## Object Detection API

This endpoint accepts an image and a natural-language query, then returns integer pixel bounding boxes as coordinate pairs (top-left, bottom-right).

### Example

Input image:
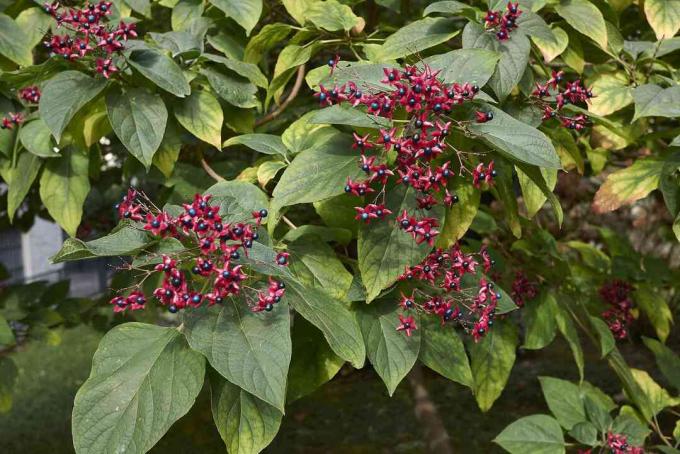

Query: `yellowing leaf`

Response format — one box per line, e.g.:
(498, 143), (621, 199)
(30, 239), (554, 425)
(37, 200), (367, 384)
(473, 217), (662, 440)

(588, 73), (633, 116)
(592, 159), (664, 213)
(644, 0), (680, 40)
(532, 26), (569, 62)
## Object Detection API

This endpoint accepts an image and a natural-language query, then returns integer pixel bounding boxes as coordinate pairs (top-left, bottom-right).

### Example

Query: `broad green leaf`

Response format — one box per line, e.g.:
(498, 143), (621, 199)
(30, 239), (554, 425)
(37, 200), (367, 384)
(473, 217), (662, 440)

(0, 14), (32, 66)
(223, 134), (288, 156)
(19, 118), (59, 158)
(584, 394), (613, 432)
(589, 316), (616, 358)
(39, 71), (107, 142)
(644, 0), (680, 40)
(269, 44), (319, 104)
(358, 302), (420, 395)
(539, 377), (586, 430)
(4, 152), (41, 222)
(15, 7), (53, 49)
(463, 22), (531, 101)
(305, 0), (360, 31)
(72, 323), (205, 454)
(531, 26), (569, 62)
(50, 223), (152, 263)
(207, 32), (244, 60)
(288, 238), (353, 300)
(306, 61), (391, 92)
(314, 195), (359, 234)
(436, 180), (480, 247)
(423, 48), (500, 87)
(588, 73), (633, 117)
(369, 17), (460, 60)
(125, 0), (151, 16)
(183, 300), (291, 411)
(568, 421), (598, 446)
(516, 166), (557, 219)
(470, 106), (561, 169)
(282, 225), (352, 246)
(633, 84), (680, 120)
(358, 186), (432, 302)
(470, 321), (518, 412)
(0, 357), (17, 413)
(172, 0), (204, 31)
(271, 132), (363, 211)
(205, 180), (269, 224)
(642, 336), (680, 392)
(592, 158), (664, 213)
(562, 28), (585, 73)
(107, 88), (168, 169)
(629, 368), (680, 417)
(494, 158), (522, 238)
(284, 280), (365, 368)
(566, 241), (611, 272)
(39, 147), (90, 237)
(635, 284), (673, 343)
(419, 318), (473, 387)
(307, 105), (391, 129)
(204, 54), (268, 88)
(554, 0), (607, 47)
(244, 23), (293, 64)
(210, 372), (282, 454)
(423, 1), (476, 16)
(153, 119), (182, 177)
(523, 293), (557, 350)
(174, 90), (223, 149)
(287, 317), (344, 402)
(612, 414), (651, 447)
(126, 47), (191, 97)
(555, 304), (584, 380)
(257, 160), (286, 187)
(495, 414), (565, 454)
(202, 67), (259, 109)
(660, 151), (680, 216)
(149, 31), (202, 58)
(281, 111), (336, 154)
(209, 0), (262, 35)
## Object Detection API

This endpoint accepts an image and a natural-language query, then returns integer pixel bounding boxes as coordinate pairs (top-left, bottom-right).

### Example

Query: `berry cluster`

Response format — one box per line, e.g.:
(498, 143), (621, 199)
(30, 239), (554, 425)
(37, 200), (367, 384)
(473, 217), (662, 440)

(395, 244), (499, 341)
(484, 2), (523, 41)
(19, 86), (41, 104)
(599, 280), (634, 339)
(0, 112), (24, 130)
(606, 432), (643, 454)
(510, 270), (538, 307)
(109, 189), (289, 314)
(315, 64), (496, 236)
(532, 70), (593, 131)
(42, 1), (138, 78)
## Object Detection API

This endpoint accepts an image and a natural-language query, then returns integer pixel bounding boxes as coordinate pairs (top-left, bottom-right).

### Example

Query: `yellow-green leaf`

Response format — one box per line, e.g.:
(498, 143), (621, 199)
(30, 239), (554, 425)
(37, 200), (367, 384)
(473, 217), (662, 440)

(588, 73), (633, 116)
(644, 0), (680, 41)
(592, 159), (664, 213)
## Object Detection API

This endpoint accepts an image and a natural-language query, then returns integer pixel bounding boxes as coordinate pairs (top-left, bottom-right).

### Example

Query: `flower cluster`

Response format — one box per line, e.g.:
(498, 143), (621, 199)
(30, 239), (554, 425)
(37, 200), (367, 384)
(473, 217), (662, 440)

(42, 1), (138, 78)
(532, 70), (593, 131)
(484, 2), (523, 41)
(0, 112), (24, 130)
(316, 64), (496, 238)
(19, 86), (41, 104)
(599, 280), (634, 339)
(606, 432), (643, 454)
(395, 244), (499, 341)
(510, 270), (538, 307)
(109, 189), (288, 314)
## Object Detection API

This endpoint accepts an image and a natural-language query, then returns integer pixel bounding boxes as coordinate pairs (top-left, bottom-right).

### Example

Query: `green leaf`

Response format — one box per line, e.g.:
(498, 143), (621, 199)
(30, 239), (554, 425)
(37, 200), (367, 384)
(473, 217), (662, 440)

(0, 314), (15, 346)
(538, 377), (586, 430)
(126, 47), (191, 97)
(202, 67), (259, 109)
(15, 7), (53, 49)
(470, 321), (518, 412)
(304, 0), (360, 31)
(633, 84), (680, 120)
(150, 31), (202, 58)
(284, 280), (365, 368)
(183, 300), (291, 411)
(642, 336), (680, 392)
(125, 0), (151, 16)
(358, 302), (420, 396)
(282, 225), (352, 246)
(584, 394), (613, 432)
(516, 166), (557, 219)
(592, 158), (664, 213)
(523, 293), (558, 350)
(470, 106), (561, 169)
(369, 17), (460, 60)
(204, 54), (268, 88)
(419, 317), (473, 387)
(271, 132), (363, 211)
(423, 1), (477, 16)
(629, 368), (679, 417)
(19, 118), (59, 158)
(566, 241), (611, 272)
(555, 304), (584, 380)
(493, 158), (522, 238)
(107, 88), (168, 169)
(423, 48), (500, 87)
(72, 323), (205, 454)
(568, 421), (598, 446)
(223, 134), (288, 156)
(153, 119), (182, 177)
(358, 186), (432, 302)
(462, 22), (531, 100)
(588, 73), (633, 117)
(554, 0), (607, 47)
(495, 414), (565, 454)
(589, 315), (616, 358)
(50, 223), (152, 263)
(612, 414), (651, 447)
(515, 162), (564, 226)
(174, 90), (223, 149)
(281, 111), (336, 155)
(288, 238), (353, 300)
(531, 26), (569, 62)
(257, 160), (286, 187)
(436, 180), (480, 247)
(287, 317), (344, 402)
(205, 179), (269, 224)
(172, 0), (204, 31)
(210, 372), (282, 454)
(307, 105), (391, 129)
(0, 357), (18, 413)
(644, 0), (680, 40)
(209, 0), (262, 35)
(4, 152), (41, 222)
(635, 285), (673, 343)
(269, 44), (319, 104)
(39, 71), (107, 142)
(39, 147), (90, 237)
(244, 23), (293, 64)
(0, 14), (32, 66)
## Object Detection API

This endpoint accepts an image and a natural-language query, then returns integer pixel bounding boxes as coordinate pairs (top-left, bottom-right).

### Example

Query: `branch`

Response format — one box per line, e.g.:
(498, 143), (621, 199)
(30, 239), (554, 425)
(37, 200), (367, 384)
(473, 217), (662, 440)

(200, 155), (225, 182)
(256, 64), (306, 127)
(408, 364), (454, 454)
